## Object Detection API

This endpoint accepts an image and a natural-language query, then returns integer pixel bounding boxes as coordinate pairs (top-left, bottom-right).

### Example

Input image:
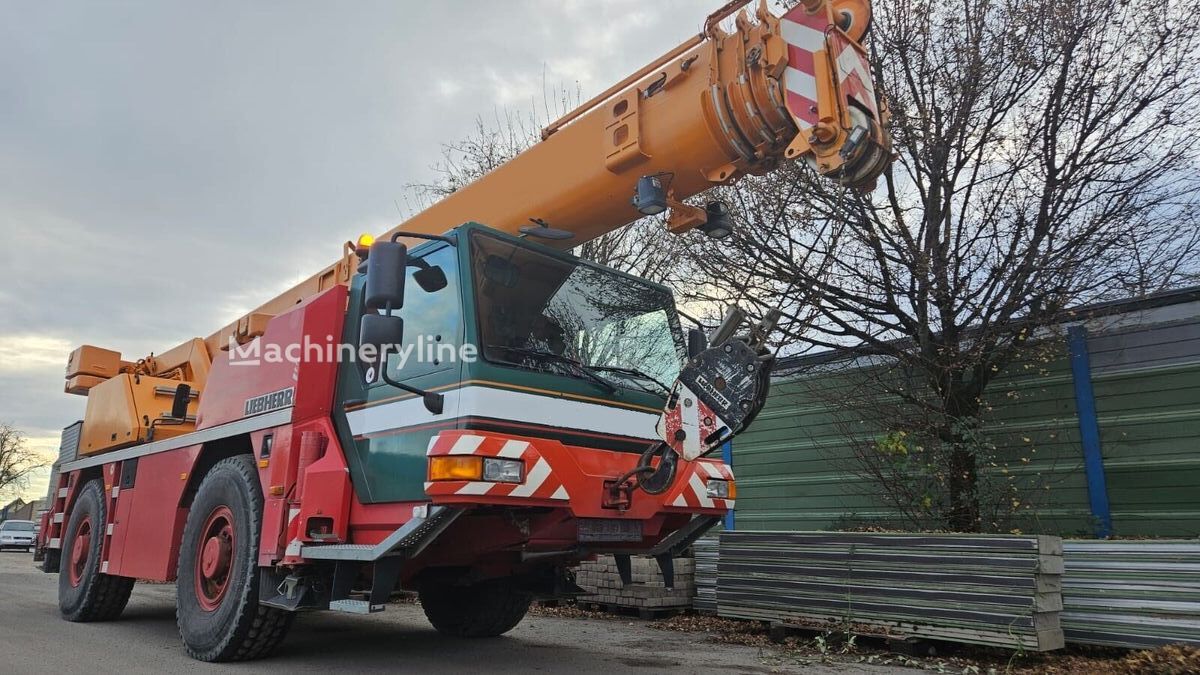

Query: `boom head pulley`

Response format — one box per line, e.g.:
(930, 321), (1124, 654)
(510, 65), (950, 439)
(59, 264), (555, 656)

(657, 306), (778, 461)
(620, 306), (778, 499)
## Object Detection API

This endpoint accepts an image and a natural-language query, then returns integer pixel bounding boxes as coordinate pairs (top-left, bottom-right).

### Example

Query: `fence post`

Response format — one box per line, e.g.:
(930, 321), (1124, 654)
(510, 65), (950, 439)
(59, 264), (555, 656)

(1067, 325), (1113, 538)
(722, 440), (735, 530)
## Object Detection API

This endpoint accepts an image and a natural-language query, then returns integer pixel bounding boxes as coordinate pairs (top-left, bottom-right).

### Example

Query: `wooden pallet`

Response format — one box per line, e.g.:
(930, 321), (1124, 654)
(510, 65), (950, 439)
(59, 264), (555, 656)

(768, 621), (944, 657)
(581, 601), (688, 620)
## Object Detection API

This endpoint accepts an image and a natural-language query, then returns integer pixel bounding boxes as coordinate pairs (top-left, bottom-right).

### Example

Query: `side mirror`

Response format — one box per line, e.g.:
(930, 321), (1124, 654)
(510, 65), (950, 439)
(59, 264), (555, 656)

(483, 254), (520, 288)
(411, 261), (448, 293)
(358, 313), (404, 384)
(422, 392), (444, 415)
(364, 241), (407, 311)
(171, 383), (192, 419)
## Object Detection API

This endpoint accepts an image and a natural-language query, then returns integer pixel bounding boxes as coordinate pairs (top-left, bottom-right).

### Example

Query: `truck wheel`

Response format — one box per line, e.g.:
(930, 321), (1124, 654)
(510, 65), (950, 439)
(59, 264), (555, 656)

(176, 455), (293, 662)
(59, 479), (135, 621)
(420, 579), (532, 637)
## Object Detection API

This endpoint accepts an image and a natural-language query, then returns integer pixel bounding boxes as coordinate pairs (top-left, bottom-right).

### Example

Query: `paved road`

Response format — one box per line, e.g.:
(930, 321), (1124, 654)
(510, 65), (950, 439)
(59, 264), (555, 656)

(0, 551), (904, 673)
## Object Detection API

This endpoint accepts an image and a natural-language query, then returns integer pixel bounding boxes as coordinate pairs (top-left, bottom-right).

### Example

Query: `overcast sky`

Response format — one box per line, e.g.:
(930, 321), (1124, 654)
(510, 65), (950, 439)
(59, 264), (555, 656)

(0, 0), (713, 500)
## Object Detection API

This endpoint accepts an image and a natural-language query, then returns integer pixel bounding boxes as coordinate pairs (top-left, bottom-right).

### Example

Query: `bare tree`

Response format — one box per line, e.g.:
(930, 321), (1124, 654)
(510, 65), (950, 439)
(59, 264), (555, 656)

(680, 0), (1200, 531)
(573, 218), (686, 286)
(0, 423), (46, 500)
(403, 110), (537, 208)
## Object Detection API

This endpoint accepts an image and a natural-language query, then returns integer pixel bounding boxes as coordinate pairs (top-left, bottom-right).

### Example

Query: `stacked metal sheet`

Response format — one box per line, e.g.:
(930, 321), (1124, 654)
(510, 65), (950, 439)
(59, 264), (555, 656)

(692, 537), (719, 613)
(717, 531), (1065, 651)
(1060, 540), (1200, 649)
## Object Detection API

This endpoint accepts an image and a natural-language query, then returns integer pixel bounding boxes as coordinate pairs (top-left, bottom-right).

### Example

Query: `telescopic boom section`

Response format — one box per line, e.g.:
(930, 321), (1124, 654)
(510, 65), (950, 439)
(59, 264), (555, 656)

(64, 0), (890, 416)
(198, 0), (890, 352)
(396, 0), (892, 234)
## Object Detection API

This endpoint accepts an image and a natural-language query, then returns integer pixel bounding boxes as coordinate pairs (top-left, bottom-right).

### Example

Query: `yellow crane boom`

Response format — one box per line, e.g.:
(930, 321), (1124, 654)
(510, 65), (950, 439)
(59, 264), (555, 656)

(195, 0), (890, 354)
(64, 0), (890, 452)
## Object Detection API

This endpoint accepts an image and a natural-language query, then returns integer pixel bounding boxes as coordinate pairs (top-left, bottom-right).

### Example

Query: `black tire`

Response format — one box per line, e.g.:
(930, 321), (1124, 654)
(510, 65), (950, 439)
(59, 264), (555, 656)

(59, 479), (135, 621)
(420, 579), (532, 637)
(175, 455), (293, 662)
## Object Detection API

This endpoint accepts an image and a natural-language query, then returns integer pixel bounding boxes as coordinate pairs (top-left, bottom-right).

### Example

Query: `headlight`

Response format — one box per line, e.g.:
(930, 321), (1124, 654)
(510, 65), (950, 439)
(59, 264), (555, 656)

(705, 479), (735, 499)
(483, 458), (524, 483)
(428, 456), (524, 484)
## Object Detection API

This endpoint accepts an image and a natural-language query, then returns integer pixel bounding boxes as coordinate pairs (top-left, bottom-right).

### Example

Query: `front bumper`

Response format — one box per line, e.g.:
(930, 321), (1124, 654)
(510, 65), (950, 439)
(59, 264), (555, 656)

(422, 430), (735, 519)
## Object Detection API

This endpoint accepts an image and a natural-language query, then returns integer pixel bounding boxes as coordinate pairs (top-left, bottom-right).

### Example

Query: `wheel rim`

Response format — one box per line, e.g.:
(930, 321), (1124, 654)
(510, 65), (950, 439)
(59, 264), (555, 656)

(68, 516), (92, 587)
(194, 506), (236, 611)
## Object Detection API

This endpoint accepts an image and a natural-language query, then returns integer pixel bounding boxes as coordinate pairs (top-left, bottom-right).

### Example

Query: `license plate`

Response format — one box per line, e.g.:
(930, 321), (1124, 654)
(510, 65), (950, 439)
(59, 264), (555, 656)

(577, 518), (643, 542)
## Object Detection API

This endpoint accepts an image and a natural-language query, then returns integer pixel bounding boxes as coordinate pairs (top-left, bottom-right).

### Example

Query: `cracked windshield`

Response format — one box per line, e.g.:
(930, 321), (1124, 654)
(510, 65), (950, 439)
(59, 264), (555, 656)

(471, 231), (684, 394)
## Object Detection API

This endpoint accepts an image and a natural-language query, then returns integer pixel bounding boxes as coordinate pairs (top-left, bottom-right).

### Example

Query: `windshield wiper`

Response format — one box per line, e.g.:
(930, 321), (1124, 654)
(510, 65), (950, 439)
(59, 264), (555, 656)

(487, 345), (617, 394)
(588, 365), (672, 396)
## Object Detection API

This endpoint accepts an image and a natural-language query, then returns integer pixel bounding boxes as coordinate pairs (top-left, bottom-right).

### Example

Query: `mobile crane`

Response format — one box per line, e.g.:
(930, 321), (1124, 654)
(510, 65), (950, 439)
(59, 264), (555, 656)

(37, 0), (890, 662)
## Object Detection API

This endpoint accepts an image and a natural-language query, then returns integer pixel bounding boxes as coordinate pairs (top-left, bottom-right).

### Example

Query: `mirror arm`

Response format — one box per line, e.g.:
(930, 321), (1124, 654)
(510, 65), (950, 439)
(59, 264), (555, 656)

(390, 231), (456, 246)
(379, 367), (445, 415)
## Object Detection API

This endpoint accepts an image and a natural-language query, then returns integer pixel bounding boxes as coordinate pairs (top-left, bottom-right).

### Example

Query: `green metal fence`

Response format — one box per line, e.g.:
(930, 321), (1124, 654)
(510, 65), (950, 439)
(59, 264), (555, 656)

(732, 291), (1200, 538)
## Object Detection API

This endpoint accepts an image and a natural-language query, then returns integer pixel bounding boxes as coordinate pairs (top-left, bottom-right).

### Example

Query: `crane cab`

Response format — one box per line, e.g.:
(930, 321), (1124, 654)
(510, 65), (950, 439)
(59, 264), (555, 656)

(334, 222), (685, 505)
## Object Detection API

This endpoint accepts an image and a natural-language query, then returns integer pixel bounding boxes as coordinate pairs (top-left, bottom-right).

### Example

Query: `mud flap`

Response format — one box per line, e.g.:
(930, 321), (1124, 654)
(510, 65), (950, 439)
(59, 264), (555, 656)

(259, 568), (326, 611)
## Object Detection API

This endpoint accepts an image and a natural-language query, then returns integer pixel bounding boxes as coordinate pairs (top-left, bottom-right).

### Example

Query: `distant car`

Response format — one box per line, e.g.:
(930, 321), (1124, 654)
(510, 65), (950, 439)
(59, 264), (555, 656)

(0, 520), (36, 552)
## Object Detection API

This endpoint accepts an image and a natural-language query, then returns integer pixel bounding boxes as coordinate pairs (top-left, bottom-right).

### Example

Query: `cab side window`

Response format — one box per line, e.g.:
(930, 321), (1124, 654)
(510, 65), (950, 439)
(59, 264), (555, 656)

(384, 245), (460, 382)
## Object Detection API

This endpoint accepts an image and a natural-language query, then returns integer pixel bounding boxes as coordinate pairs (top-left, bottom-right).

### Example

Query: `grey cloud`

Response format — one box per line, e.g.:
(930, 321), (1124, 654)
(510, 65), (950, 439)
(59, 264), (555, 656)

(0, 0), (710, 458)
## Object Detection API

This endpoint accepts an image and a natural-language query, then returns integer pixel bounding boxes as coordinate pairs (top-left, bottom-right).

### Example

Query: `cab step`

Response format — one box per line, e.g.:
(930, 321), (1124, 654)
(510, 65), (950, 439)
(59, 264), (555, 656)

(329, 599), (385, 614)
(300, 505), (461, 562)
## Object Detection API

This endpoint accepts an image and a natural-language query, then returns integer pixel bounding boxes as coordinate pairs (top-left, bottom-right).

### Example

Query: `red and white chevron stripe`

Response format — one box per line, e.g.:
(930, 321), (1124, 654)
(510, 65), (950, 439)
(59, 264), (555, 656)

(666, 459), (735, 511)
(829, 31), (878, 118)
(424, 432), (571, 502)
(780, 4), (828, 128)
(781, 5), (879, 127)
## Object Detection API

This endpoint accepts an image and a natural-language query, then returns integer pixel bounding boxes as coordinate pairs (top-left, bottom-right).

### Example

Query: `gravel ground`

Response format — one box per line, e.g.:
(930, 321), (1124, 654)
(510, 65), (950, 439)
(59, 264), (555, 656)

(0, 551), (912, 674)
(8, 550), (1189, 673)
